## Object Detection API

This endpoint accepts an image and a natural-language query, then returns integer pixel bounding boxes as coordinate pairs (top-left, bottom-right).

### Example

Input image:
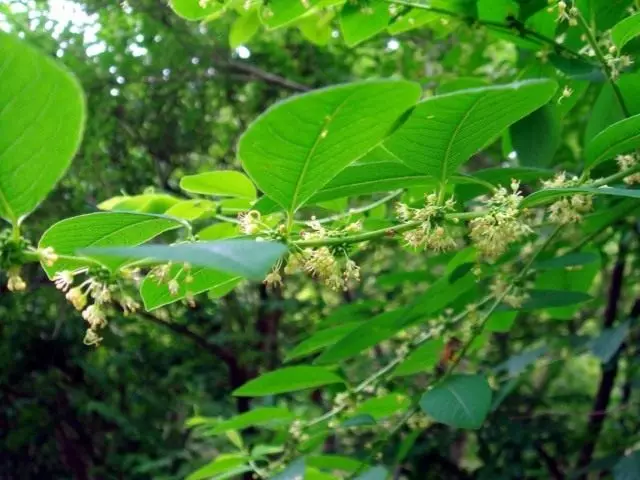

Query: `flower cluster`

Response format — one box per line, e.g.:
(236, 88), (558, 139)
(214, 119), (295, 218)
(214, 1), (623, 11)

(542, 172), (593, 224)
(547, 1), (579, 26)
(149, 261), (195, 304)
(617, 154), (640, 184)
(603, 45), (634, 80)
(469, 181), (532, 259)
(6, 266), (26, 292)
(396, 193), (457, 252)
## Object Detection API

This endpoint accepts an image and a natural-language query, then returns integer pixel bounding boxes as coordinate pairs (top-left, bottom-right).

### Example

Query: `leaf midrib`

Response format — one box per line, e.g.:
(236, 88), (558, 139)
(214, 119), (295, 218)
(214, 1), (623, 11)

(446, 383), (474, 424)
(288, 90), (358, 213)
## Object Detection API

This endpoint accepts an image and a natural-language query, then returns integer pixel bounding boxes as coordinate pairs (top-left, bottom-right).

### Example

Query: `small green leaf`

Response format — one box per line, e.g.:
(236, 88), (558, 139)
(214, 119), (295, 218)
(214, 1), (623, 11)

(534, 252), (599, 270)
(230, 10), (261, 48)
(239, 80), (421, 212)
(83, 240), (287, 280)
(315, 309), (408, 365)
(384, 79), (557, 181)
(185, 454), (249, 480)
(341, 414), (377, 428)
(339, 0), (390, 47)
(180, 171), (257, 199)
(98, 194), (182, 214)
(484, 311), (517, 333)
(260, 0), (320, 29)
(164, 199), (216, 221)
(420, 374), (492, 429)
(589, 320), (630, 364)
(611, 13), (640, 50)
(350, 394), (410, 420)
(38, 212), (183, 277)
(285, 322), (365, 362)
(521, 186), (640, 208)
(197, 222), (240, 240)
(613, 449), (640, 480)
(355, 466), (389, 480)
(272, 459), (305, 480)
(170, 0), (223, 20)
(585, 113), (640, 169)
(140, 264), (240, 310)
(307, 455), (368, 474)
(0, 32), (85, 225)
(297, 11), (334, 46)
(232, 366), (345, 396)
(393, 339), (445, 377)
(207, 407), (294, 435)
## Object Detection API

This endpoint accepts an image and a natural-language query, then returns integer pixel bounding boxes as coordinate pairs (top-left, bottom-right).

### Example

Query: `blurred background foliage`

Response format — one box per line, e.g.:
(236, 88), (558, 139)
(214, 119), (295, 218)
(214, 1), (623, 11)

(1, 0), (639, 479)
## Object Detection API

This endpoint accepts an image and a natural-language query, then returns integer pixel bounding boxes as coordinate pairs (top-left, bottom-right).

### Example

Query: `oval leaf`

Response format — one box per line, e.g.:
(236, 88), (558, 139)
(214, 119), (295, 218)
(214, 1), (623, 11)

(585, 113), (640, 169)
(339, 0), (390, 47)
(420, 374), (492, 429)
(232, 366), (344, 396)
(238, 80), (421, 212)
(285, 322), (365, 362)
(0, 32), (85, 225)
(83, 240), (287, 280)
(207, 407), (294, 435)
(180, 171), (257, 199)
(384, 79), (558, 181)
(38, 212), (183, 278)
(611, 12), (640, 50)
(520, 185), (640, 208)
(170, 0), (223, 20)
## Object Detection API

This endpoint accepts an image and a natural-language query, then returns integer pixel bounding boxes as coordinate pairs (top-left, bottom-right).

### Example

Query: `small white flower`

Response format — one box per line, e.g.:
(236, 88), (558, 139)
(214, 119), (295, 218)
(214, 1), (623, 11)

(66, 287), (87, 311)
(53, 271), (75, 291)
(38, 247), (59, 267)
(168, 279), (180, 296)
(82, 305), (107, 330)
(7, 267), (26, 292)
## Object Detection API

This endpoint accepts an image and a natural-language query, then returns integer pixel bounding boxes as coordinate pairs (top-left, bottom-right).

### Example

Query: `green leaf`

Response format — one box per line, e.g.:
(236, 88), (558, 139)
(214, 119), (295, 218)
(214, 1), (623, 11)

(0, 32), (85, 225)
(341, 414), (377, 428)
(494, 346), (548, 376)
(186, 454), (248, 480)
(484, 311), (517, 333)
(393, 339), (445, 377)
(170, 0), (223, 20)
(297, 11), (334, 46)
(585, 74), (640, 142)
(38, 212), (183, 278)
(350, 394), (410, 420)
(613, 449), (640, 480)
(307, 455), (368, 474)
(285, 322), (365, 362)
(506, 289), (592, 311)
(98, 194), (181, 214)
(355, 466), (389, 480)
(82, 240), (287, 280)
(384, 79), (557, 181)
(420, 374), (492, 429)
(232, 366), (345, 396)
(230, 10), (261, 48)
(164, 199), (216, 221)
(585, 113), (640, 169)
(315, 309), (408, 365)
(140, 264), (241, 310)
(260, 0), (319, 29)
(589, 320), (630, 364)
(180, 171), (257, 199)
(339, 0), (390, 47)
(520, 186), (640, 209)
(534, 252), (599, 270)
(509, 105), (561, 167)
(207, 407), (294, 435)
(611, 12), (640, 50)
(272, 459), (305, 480)
(238, 80), (421, 212)
(197, 222), (240, 240)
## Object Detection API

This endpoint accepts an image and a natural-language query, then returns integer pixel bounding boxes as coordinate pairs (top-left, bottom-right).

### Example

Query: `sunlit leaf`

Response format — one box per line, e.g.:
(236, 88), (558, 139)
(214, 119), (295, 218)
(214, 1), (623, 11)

(232, 366), (345, 396)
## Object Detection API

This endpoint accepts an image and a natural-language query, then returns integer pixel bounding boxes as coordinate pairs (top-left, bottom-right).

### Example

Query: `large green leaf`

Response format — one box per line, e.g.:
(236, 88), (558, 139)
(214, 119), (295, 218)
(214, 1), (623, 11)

(232, 366), (344, 396)
(170, 0), (223, 20)
(509, 105), (561, 167)
(0, 32), (85, 225)
(140, 265), (241, 310)
(206, 407), (294, 435)
(83, 240), (287, 280)
(520, 186), (640, 208)
(179, 171), (257, 199)
(185, 454), (249, 480)
(419, 374), (492, 429)
(38, 212), (183, 278)
(585, 114), (640, 169)
(238, 80), (421, 212)
(339, 0), (390, 47)
(98, 194), (181, 214)
(229, 10), (261, 48)
(383, 79), (557, 182)
(285, 322), (365, 362)
(611, 12), (640, 50)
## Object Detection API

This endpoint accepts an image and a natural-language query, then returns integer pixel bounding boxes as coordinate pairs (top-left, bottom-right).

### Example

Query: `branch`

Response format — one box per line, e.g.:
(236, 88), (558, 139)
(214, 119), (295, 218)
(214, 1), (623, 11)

(535, 442), (565, 480)
(219, 59), (311, 92)
(575, 241), (628, 475)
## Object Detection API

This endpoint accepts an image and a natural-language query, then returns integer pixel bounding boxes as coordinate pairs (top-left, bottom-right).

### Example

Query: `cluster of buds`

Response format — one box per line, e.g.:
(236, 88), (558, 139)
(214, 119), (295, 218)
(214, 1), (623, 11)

(547, 0), (579, 26)
(6, 266), (26, 292)
(269, 218), (363, 291)
(149, 262), (195, 305)
(617, 154), (640, 184)
(603, 45), (633, 80)
(396, 193), (457, 252)
(469, 181), (532, 259)
(543, 172), (593, 224)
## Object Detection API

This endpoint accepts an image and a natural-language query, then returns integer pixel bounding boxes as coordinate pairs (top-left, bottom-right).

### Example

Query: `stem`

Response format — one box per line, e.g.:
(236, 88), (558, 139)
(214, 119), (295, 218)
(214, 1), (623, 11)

(575, 12), (630, 117)
(591, 163), (640, 187)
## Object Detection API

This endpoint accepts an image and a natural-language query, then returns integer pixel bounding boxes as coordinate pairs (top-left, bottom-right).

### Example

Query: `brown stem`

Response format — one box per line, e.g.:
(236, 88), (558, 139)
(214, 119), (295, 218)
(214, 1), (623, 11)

(534, 442), (565, 480)
(575, 242), (628, 475)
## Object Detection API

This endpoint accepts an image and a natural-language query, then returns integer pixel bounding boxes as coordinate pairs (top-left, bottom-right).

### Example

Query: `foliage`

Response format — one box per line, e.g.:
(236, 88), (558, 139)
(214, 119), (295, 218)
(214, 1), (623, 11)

(2, 0), (640, 479)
